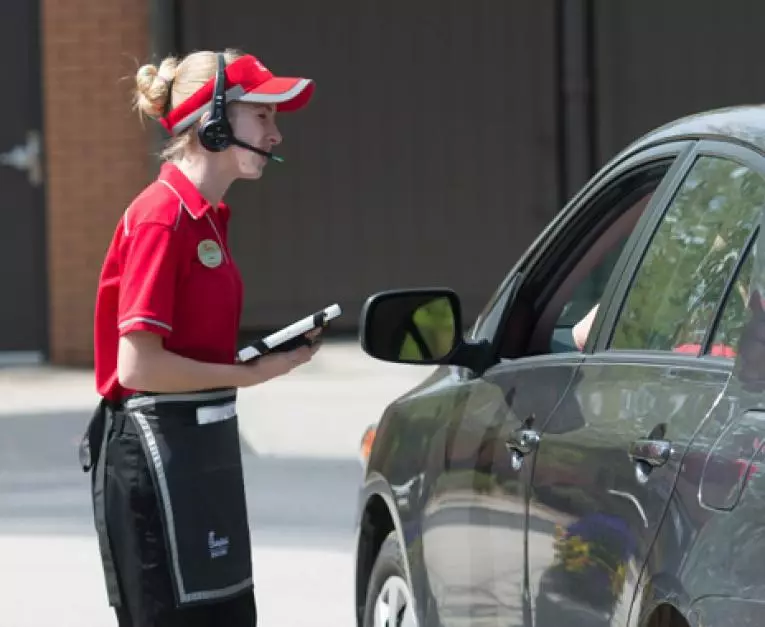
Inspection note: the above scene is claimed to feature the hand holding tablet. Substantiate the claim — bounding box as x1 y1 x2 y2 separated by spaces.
237 303 342 363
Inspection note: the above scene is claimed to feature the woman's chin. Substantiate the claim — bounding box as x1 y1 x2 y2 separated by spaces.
238 163 265 180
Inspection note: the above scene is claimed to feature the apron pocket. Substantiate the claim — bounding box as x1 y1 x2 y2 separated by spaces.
130 408 253 607
171 463 253 600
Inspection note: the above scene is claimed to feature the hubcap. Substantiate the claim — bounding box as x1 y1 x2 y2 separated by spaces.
373 575 418 627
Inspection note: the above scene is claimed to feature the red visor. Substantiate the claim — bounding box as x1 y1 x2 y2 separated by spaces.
160 54 314 135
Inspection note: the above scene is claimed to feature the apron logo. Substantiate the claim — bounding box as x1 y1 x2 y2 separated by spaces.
208 531 230 559
197 239 223 268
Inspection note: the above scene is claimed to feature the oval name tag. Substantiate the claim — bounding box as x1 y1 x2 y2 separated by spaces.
197 239 223 268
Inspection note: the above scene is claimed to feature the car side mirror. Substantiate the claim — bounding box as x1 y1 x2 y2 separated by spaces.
359 288 496 374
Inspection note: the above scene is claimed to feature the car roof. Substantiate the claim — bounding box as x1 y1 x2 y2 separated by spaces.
623 104 765 156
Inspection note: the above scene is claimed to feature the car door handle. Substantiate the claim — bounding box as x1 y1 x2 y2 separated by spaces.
506 429 541 456
505 429 540 471
629 438 672 467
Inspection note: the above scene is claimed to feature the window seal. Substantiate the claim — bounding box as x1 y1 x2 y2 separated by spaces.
701 224 760 357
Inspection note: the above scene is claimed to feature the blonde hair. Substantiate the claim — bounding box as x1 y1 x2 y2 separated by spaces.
133 49 245 160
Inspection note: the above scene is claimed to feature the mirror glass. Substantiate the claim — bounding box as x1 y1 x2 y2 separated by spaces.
364 292 460 364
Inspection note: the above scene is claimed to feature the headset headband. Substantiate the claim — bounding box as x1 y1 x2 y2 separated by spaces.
210 53 227 123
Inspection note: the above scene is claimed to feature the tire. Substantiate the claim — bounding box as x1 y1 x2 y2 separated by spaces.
363 531 419 627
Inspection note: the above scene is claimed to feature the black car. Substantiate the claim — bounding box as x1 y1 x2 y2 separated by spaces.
353 105 765 627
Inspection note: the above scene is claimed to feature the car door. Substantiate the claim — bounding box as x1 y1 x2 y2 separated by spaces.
646 160 765 626
418 143 689 627
418 356 585 627
528 143 765 627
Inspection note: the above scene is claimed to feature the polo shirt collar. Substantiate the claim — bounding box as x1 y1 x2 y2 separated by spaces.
157 162 229 220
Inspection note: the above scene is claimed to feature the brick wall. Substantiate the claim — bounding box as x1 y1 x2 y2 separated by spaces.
41 0 152 365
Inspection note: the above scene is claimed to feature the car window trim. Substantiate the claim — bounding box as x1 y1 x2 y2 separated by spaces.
701 224 760 356
469 141 693 357
479 141 695 369
524 141 694 281
531 159 673 311
578 348 735 373
593 139 765 357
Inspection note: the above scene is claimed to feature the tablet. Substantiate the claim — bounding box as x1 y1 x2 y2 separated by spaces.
237 303 342 363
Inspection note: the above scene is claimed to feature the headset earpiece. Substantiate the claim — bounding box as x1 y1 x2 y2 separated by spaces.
198 53 233 152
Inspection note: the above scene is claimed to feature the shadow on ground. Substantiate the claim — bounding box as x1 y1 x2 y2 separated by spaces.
0 410 364 542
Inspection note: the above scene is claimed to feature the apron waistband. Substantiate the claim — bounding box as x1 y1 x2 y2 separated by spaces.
124 388 237 410
120 388 238 428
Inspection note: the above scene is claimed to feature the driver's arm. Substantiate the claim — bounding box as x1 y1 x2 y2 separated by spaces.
573 303 600 350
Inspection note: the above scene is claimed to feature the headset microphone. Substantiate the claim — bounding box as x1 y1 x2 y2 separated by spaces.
230 137 284 163
197 52 284 163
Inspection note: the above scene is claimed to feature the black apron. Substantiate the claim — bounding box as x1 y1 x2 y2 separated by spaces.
81 388 254 609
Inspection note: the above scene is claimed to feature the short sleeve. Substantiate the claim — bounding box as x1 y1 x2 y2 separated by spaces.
117 222 181 338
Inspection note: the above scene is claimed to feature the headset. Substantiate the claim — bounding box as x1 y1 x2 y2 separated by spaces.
197 52 283 162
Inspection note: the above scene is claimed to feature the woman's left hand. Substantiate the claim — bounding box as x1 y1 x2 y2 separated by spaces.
238 328 323 385
305 327 323 349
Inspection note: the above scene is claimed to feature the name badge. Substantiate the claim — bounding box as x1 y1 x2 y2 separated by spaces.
197 239 223 268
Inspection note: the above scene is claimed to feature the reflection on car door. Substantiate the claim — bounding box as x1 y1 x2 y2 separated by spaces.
528 151 765 627
420 357 583 627
530 358 729 626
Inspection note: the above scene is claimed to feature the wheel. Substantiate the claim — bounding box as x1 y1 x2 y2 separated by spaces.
363 531 419 627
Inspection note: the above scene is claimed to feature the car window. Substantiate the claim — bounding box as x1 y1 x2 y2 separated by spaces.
610 156 765 354
493 156 672 359
546 188 659 354
550 238 628 352
557 240 627 328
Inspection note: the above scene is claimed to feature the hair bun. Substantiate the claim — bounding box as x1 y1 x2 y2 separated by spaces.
134 57 178 119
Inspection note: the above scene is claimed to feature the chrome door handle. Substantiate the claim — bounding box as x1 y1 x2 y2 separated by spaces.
629 438 671 468
505 427 540 471
507 429 540 455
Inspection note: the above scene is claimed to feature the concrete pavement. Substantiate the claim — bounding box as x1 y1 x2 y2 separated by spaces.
0 530 357 627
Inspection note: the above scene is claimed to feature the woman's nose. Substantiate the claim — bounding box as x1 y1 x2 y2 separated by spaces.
268 126 283 146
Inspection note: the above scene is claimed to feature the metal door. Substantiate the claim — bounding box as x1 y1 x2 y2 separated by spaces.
0 0 46 359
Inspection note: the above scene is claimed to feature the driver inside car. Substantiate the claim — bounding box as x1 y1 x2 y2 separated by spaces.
572 303 600 350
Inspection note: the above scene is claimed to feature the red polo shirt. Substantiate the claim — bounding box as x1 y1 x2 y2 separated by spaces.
94 163 244 401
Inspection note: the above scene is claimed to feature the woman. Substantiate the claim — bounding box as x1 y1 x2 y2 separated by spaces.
83 48 318 627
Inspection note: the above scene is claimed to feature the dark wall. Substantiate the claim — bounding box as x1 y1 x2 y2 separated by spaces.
179 0 765 332
180 1 560 329
594 0 765 166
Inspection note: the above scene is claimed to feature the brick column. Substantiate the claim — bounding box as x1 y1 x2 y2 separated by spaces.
41 0 152 365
